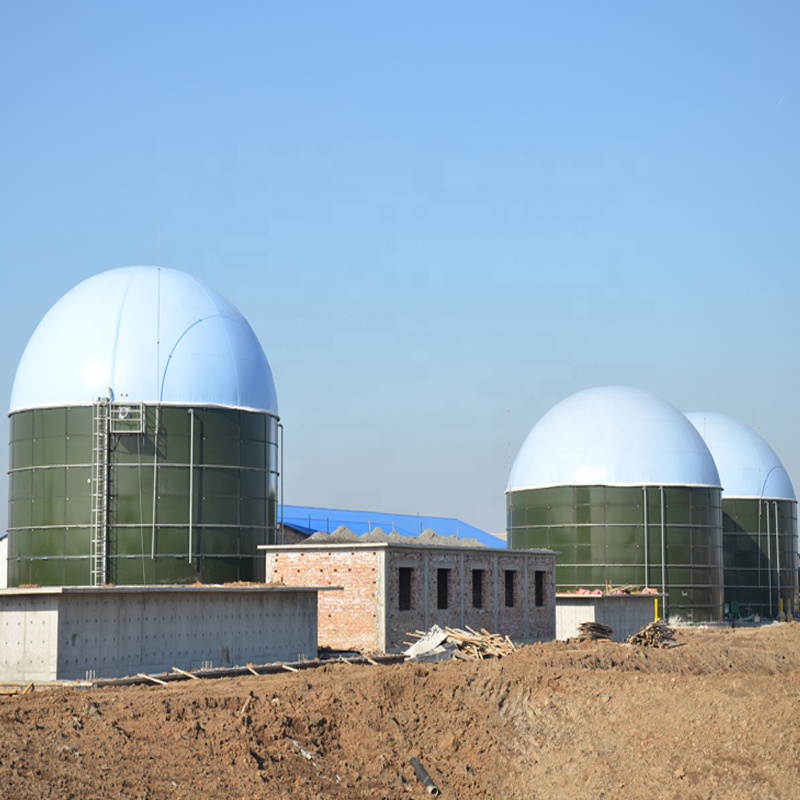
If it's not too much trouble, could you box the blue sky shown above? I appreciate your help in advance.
[1,2,798,534]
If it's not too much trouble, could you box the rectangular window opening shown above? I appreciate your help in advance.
[437,568,450,610]
[504,570,515,608]
[535,570,545,607]
[399,567,412,611]
[472,568,484,609]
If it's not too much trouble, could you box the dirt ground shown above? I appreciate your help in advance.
[2,623,800,800]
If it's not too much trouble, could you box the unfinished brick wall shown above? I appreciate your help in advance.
[388,550,427,649]
[495,552,555,642]
[385,549,556,651]
[264,544,556,654]
[264,549,382,653]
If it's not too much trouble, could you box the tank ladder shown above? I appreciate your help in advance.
[90,399,110,586]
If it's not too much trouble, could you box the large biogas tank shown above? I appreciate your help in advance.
[7,267,280,587]
[686,412,797,619]
[507,386,724,622]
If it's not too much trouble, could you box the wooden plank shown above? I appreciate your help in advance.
[137,673,168,686]
[171,667,199,680]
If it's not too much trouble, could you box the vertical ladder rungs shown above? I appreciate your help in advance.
[89,400,110,586]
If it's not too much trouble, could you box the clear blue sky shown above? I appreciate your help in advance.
[1,2,798,534]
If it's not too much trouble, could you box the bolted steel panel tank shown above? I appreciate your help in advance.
[686,412,798,618]
[507,387,725,622]
[7,267,280,587]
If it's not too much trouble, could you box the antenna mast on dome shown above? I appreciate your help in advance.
[155,211,162,398]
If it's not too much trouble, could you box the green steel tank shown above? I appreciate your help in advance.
[507,386,724,622]
[687,412,798,619]
[7,267,280,586]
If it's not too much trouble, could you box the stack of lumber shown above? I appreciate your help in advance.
[405,626,516,661]
[444,626,516,660]
[576,622,613,641]
[627,619,678,648]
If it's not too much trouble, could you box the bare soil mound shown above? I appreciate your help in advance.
[2,624,800,799]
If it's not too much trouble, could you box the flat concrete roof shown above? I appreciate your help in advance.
[0,584,340,597]
[555,592,664,599]
[261,542,555,556]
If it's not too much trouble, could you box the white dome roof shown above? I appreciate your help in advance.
[10,267,278,414]
[508,386,720,491]
[685,412,795,501]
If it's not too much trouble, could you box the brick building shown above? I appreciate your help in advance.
[262,540,555,654]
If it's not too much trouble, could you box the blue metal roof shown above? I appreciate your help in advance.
[280,505,503,549]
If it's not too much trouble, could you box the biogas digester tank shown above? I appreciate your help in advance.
[686,412,798,618]
[7,267,279,587]
[507,387,724,622]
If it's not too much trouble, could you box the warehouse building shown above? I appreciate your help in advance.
[278,505,502,547]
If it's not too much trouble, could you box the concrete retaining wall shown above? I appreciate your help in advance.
[0,585,321,682]
[556,594,660,642]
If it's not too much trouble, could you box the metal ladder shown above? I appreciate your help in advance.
[89,399,110,586]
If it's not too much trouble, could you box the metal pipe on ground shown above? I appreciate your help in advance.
[410,756,440,796]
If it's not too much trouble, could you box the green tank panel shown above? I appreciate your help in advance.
[721,498,798,618]
[507,484,724,622]
[7,404,279,587]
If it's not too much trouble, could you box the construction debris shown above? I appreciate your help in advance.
[628,619,679,648]
[405,625,516,662]
[136,673,168,686]
[576,622,613,642]
[404,625,459,662]
[410,755,441,796]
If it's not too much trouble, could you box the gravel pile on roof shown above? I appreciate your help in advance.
[418,529,486,548]
[328,526,359,542]
[361,528,390,543]
[308,526,359,543]
[302,527,487,548]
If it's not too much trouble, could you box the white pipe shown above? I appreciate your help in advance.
[188,408,194,561]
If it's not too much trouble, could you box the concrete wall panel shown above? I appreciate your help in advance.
[0,586,320,682]
[556,594,659,642]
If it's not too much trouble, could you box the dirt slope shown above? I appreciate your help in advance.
[2,624,800,799]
